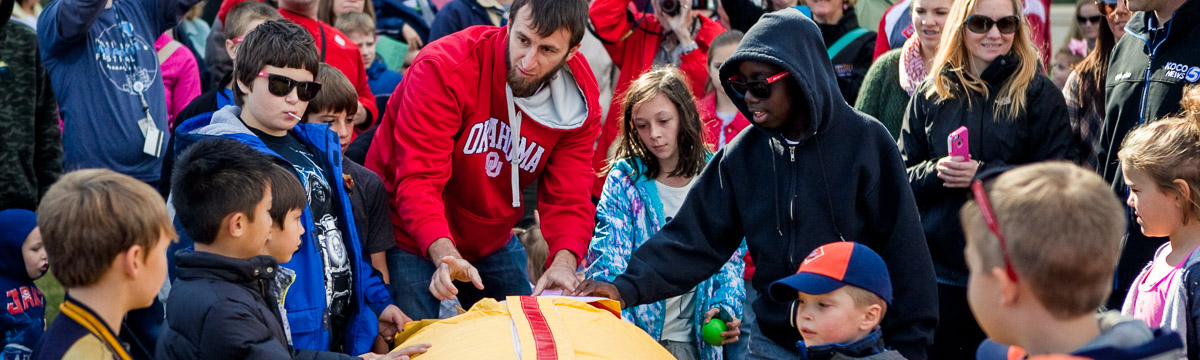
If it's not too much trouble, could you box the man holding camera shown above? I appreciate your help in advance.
[588,0,725,197]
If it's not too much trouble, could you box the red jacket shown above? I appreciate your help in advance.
[365,25,601,265]
[281,9,379,122]
[588,0,725,197]
[698,92,750,151]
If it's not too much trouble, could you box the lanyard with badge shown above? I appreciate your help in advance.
[113,7,163,157]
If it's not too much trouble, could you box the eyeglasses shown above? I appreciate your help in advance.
[727,71,790,99]
[969,177,1019,281]
[1095,0,1118,16]
[257,71,322,101]
[232,37,245,44]
[964,15,1020,34]
[1077,15,1103,24]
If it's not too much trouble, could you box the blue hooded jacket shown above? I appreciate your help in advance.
[0,209,45,360]
[170,106,393,355]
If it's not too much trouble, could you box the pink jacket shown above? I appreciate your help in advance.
[156,33,201,127]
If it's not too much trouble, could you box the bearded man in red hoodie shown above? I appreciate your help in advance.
[365,0,601,320]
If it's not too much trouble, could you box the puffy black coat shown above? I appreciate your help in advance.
[899,54,1074,284]
[156,251,355,360]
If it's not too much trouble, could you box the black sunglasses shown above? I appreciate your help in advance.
[969,168,1019,281]
[964,15,1020,34]
[1077,15,1103,24]
[257,71,322,101]
[727,71,790,99]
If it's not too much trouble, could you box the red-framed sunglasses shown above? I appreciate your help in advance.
[728,71,790,99]
[257,71,322,102]
[970,177,1019,281]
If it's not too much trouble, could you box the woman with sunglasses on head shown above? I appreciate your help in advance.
[897,0,1074,356]
[585,66,746,360]
[1061,0,1128,169]
[855,0,954,139]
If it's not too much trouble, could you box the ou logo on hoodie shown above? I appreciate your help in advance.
[463,117,547,177]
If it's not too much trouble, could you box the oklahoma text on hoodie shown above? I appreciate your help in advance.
[609,8,937,359]
[365,25,601,266]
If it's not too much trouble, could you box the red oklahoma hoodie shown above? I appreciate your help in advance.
[366,25,601,266]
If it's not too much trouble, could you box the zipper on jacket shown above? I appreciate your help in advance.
[787,145,798,266]
[1138,18,1174,125]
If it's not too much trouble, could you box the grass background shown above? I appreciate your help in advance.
[34,271,64,325]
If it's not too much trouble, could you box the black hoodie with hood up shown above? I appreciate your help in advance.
[609,8,938,358]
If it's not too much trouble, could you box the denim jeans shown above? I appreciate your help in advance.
[724,279,754,360]
[387,236,531,320]
[748,320,799,359]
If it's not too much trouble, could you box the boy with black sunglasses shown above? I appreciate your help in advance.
[574,8,938,359]
[965,162,1184,359]
[170,20,408,356]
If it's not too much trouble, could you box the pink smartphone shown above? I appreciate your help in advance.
[948,126,970,161]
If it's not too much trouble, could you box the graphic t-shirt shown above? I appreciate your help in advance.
[38,0,175,182]
[250,127,354,344]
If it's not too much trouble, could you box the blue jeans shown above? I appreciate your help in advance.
[748,320,799,359]
[724,279,754,360]
[387,236,532,320]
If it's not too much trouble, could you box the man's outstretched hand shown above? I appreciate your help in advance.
[532,250,581,296]
[572,279,625,309]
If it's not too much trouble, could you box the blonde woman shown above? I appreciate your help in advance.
[897,0,1074,356]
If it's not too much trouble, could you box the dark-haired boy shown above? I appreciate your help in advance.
[156,137,287,358]
[158,138,428,359]
[303,63,396,290]
[171,20,406,356]
[32,169,176,360]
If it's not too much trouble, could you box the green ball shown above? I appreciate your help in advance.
[701,318,727,346]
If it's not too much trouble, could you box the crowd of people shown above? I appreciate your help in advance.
[2,0,1200,358]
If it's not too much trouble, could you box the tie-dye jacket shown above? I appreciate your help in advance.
[585,157,746,360]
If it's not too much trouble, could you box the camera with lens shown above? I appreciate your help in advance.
[659,0,680,16]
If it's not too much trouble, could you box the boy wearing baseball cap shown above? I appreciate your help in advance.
[768,242,905,360]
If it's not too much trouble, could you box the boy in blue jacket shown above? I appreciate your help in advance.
[170,20,407,355]
[0,209,47,359]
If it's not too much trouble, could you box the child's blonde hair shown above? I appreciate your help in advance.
[1118,85,1200,224]
[960,162,1124,319]
[37,169,176,288]
[842,285,888,318]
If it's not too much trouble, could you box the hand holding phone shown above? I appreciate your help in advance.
[948,126,970,162]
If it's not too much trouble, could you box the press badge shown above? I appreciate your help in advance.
[139,116,163,158]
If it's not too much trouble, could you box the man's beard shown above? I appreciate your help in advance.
[506,48,569,98]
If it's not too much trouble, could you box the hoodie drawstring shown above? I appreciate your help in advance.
[506,85,522,207]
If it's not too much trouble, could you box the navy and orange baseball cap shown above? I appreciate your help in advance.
[768,242,893,304]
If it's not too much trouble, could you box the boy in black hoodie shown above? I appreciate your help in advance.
[574,7,937,359]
